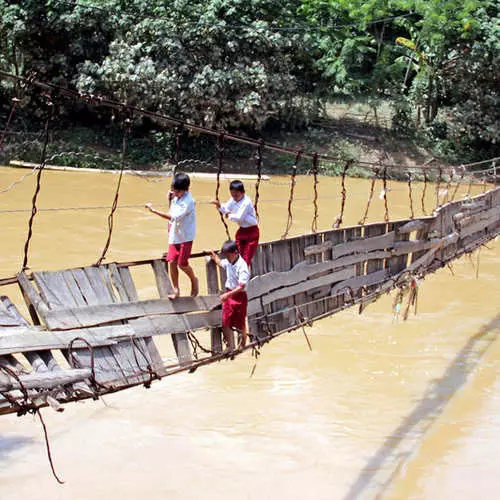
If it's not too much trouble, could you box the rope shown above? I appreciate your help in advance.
[382,166,389,222]
[311,153,319,233]
[215,134,231,240]
[36,410,65,484]
[253,139,264,219]
[407,172,415,219]
[21,97,53,270]
[333,160,351,228]
[359,167,378,225]
[281,150,302,239]
[96,118,130,266]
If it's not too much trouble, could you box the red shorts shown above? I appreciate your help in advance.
[222,289,248,330]
[235,225,259,265]
[166,241,193,267]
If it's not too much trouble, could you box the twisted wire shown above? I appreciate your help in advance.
[253,139,264,219]
[22,99,53,270]
[281,150,302,239]
[407,171,415,219]
[333,160,351,228]
[435,165,443,208]
[311,153,319,233]
[96,118,130,266]
[421,169,428,215]
[216,134,231,240]
[382,166,389,222]
[359,167,378,225]
[450,166,466,201]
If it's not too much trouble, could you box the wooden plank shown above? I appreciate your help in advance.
[152,259,174,297]
[304,231,395,258]
[364,223,387,294]
[108,263,129,302]
[17,272,49,322]
[247,267,355,315]
[43,295,222,330]
[71,268,100,305]
[117,266,139,301]
[60,270,87,306]
[397,219,430,234]
[0,368,91,391]
[83,266,116,304]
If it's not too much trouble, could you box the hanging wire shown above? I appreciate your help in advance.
[311,153,319,233]
[95,117,131,266]
[435,165,443,208]
[382,166,390,222]
[359,167,378,225]
[0,97,20,152]
[443,167,454,203]
[253,139,264,219]
[281,150,302,239]
[450,165,466,201]
[421,169,428,215]
[22,95,54,270]
[333,160,351,228]
[216,133,231,240]
[173,125,183,178]
[407,171,415,219]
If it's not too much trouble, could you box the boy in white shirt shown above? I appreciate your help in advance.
[145,172,198,299]
[209,240,250,351]
[211,180,259,266]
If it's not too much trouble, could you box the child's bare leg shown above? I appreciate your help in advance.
[179,264,199,297]
[223,325,235,351]
[168,262,180,299]
[239,324,248,349]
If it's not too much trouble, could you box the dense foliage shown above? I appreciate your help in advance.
[0,0,498,161]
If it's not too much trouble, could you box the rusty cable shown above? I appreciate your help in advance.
[36,409,65,484]
[382,166,389,222]
[0,98,20,152]
[407,171,415,219]
[311,153,319,233]
[421,169,428,215]
[22,97,53,270]
[253,139,264,219]
[435,165,443,208]
[333,160,351,228]
[281,150,302,239]
[359,167,378,225]
[216,134,231,240]
[450,166,466,201]
[443,168,453,203]
[96,118,130,266]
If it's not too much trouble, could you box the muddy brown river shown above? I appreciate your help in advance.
[0,166,499,499]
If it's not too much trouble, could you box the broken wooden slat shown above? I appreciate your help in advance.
[0,368,91,391]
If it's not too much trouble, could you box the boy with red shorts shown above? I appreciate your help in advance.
[211,180,259,266]
[145,172,198,299]
[209,240,250,351]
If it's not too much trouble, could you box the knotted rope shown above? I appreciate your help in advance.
[333,160,351,228]
[359,167,378,225]
[407,171,415,219]
[311,153,319,233]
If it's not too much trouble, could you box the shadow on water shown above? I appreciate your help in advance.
[344,314,500,500]
[0,434,34,463]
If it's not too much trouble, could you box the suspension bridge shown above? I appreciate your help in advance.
[0,71,499,418]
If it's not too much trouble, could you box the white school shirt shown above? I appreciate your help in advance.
[221,256,250,291]
[219,194,258,228]
[168,191,196,244]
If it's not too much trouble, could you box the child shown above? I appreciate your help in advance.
[209,240,250,351]
[145,172,198,299]
[211,180,259,266]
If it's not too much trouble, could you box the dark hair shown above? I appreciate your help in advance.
[171,172,190,191]
[229,180,245,193]
[221,240,238,254]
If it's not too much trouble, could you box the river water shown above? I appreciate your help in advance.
[0,166,499,499]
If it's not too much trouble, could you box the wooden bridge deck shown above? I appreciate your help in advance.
[1,187,499,416]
